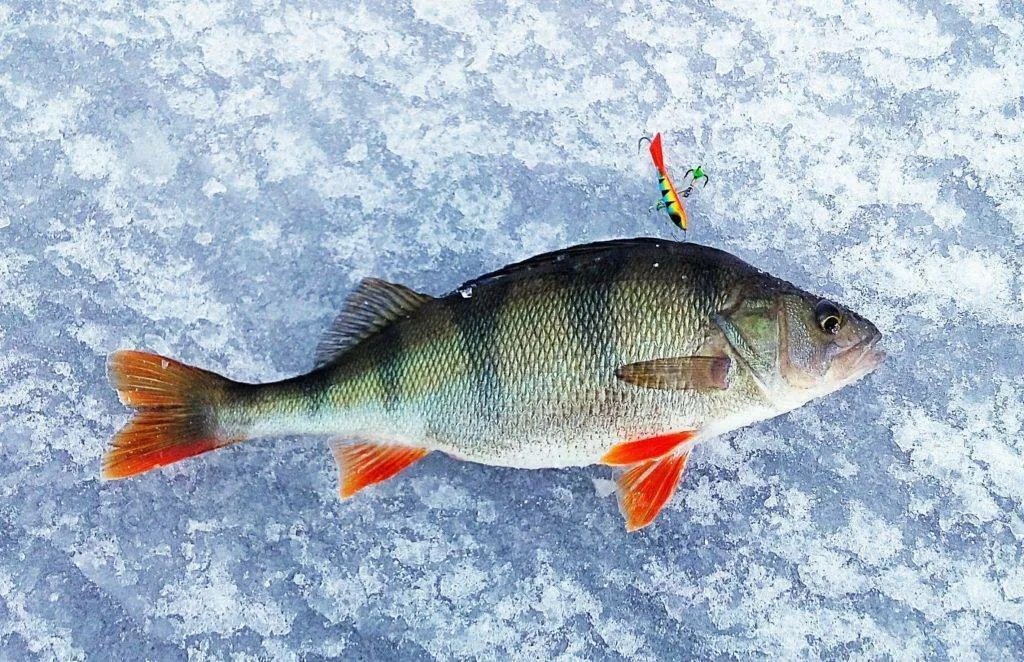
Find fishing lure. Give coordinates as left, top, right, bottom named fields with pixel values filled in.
left=639, top=133, right=708, bottom=232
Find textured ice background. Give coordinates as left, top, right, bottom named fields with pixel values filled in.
left=1, top=0, right=1023, bottom=658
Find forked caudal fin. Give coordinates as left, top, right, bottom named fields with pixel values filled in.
left=104, top=350, right=240, bottom=479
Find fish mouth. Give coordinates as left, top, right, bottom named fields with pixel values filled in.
left=834, top=331, right=886, bottom=384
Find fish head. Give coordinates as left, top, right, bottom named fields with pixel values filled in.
left=716, top=282, right=885, bottom=410
left=776, top=292, right=885, bottom=397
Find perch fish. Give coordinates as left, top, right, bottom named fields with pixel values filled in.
left=104, top=239, right=884, bottom=530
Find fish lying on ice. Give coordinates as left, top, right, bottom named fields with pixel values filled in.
left=103, top=238, right=885, bottom=530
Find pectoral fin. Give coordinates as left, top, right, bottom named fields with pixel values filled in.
left=616, top=356, right=730, bottom=391
left=330, top=440, right=430, bottom=498
left=616, top=451, right=690, bottom=532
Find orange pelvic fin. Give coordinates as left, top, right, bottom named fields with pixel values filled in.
left=648, top=132, right=666, bottom=172
left=104, top=350, right=237, bottom=479
left=616, top=451, right=690, bottom=532
left=601, top=430, right=697, bottom=466
left=331, top=441, right=430, bottom=498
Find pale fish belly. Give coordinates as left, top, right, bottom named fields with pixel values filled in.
left=274, top=357, right=775, bottom=469
left=411, top=366, right=775, bottom=469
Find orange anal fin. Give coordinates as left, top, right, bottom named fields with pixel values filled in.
left=331, top=441, right=429, bottom=498
left=601, top=430, right=696, bottom=466
left=617, top=451, right=690, bottom=532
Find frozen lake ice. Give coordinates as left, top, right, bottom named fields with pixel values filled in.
left=1, top=0, right=1022, bottom=658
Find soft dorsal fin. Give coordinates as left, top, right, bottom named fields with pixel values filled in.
left=315, top=278, right=433, bottom=366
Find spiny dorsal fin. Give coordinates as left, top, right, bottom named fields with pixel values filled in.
left=315, top=278, right=433, bottom=366
left=454, top=238, right=676, bottom=292
left=453, top=239, right=768, bottom=295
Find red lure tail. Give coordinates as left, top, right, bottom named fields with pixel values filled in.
left=648, top=132, right=666, bottom=172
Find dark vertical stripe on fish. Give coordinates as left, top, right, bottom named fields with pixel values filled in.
left=445, top=280, right=510, bottom=424
left=569, top=251, right=626, bottom=375
left=374, top=323, right=404, bottom=411
left=690, top=254, right=722, bottom=320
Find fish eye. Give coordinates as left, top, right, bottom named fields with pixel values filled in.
left=815, top=301, right=843, bottom=335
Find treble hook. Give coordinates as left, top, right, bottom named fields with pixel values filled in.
left=683, top=168, right=710, bottom=188
left=680, top=168, right=709, bottom=198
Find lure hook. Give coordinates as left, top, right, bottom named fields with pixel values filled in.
left=682, top=168, right=710, bottom=192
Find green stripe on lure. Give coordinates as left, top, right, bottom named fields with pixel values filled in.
left=641, top=133, right=709, bottom=232
left=103, top=239, right=885, bottom=531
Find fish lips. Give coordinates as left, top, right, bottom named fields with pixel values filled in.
left=830, top=331, right=886, bottom=385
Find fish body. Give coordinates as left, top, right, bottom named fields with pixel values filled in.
left=241, top=242, right=773, bottom=467
left=105, top=239, right=884, bottom=530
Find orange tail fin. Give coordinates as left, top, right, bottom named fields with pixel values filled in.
left=648, top=132, right=666, bottom=172
left=104, top=350, right=240, bottom=479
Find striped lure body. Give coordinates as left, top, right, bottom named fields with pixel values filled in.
left=647, top=133, right=688, bottom=231
left=105, top=239, right=885, bottom=530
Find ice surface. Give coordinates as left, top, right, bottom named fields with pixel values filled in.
left=1, top=0, right=1023, bottom=658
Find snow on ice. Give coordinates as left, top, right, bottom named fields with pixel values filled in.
left=0, top=0, right=1022, bottom=658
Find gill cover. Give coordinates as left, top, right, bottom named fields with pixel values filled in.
left=713, top=295, right=781, bottom=395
